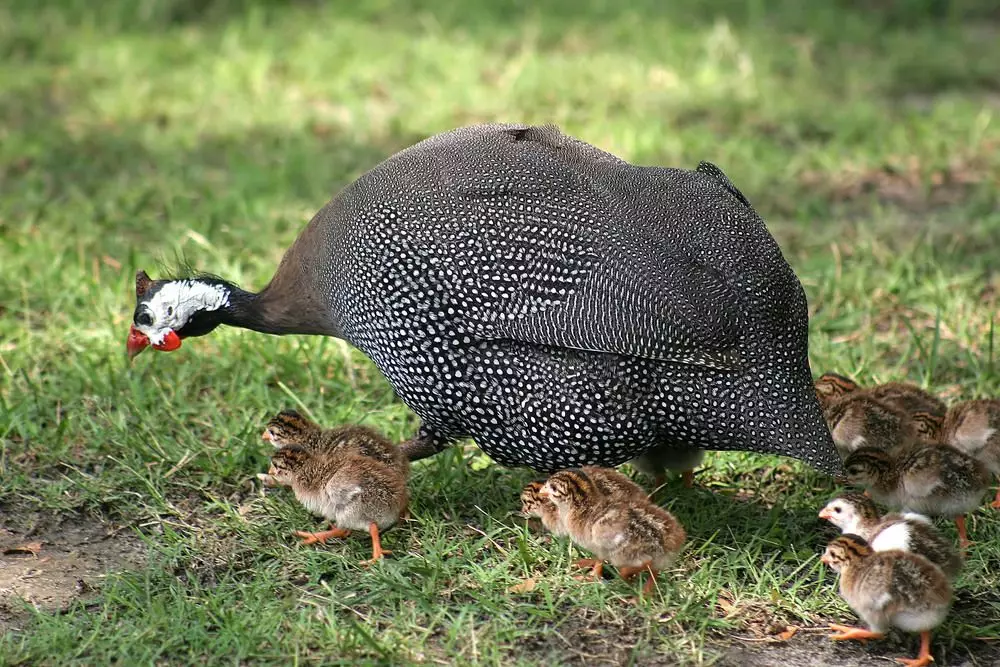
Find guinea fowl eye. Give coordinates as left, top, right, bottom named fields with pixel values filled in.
left=135, top=310, right=153, bottom=327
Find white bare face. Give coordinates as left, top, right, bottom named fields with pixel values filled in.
left=819, top=498, right=862, bottom=534
left=134, top=280, right=230, bottom=345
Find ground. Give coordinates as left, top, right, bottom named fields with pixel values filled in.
left=2, top=0, right=1000, bottom=664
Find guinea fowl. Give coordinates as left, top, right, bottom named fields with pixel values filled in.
left=126, top=123, right=839, bottom=474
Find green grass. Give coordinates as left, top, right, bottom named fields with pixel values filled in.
left=2, top=0, right=1000, bottom=664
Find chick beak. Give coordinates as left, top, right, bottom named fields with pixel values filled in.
left=127, top=325, right=150, bottom=361
left=262, top=430, right=273, bottom=442
left=818, top=509, right=833, bottom=520
left=833, top=476, right=849, bottom=485
left=820, top=554, right=832, bottom=566
left=537, top=489, right=550, bottom=499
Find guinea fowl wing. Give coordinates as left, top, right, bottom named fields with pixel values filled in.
left=428, top=125, right=746, bottom=370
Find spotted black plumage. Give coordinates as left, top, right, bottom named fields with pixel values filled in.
left=131, top=123, right=841, bottom=474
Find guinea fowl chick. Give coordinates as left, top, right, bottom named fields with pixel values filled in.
left=258, top=413, right=409, bottom=564
left=940, top=399, right=1000, bottom=509
left=815, top=372, right=860, bottom=410
left=819, top=493, right=962, bottom=580
left=824, top=393, right=918, bottom=461
left=539, top=469, right=686, bottom=595
left=821, top=534, right=951, bottom=667
left=262, top=409, right=409, bottom=474
left=520, top=481, right=565, bottom=536
left=629, top=446, right=705, bottom=489
left=864, top=383, right=947, bottom=443
left=842, top=445, right=989, bottom=549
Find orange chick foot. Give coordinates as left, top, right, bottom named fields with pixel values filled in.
left=828, top=625, right=885, bottom=643
left=572, top=560, right=604, bottom=581
left=295, top=526, right=351, bottom=545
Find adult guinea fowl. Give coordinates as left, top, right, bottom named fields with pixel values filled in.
left=127, top=123, right=840, bottom=474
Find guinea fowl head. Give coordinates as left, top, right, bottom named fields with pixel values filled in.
left=127, top=270, right=239, bottom=360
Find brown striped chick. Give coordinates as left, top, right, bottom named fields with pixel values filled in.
left=815, top=372, right=860, bottom=410
left=842, top=445, right=989, bottom=549
left=520, top=481, right=565, bottom=536
left=629, top=445, right=705, bottom=489
left=262, top=410, right=409, bottom=475
left=819, top=493, right=962, bottom=580
left=940, top=399, right=1000, bottom=509
left=821, top=534, right=951, bottom=667
left=539, top=469, right=686, bottom=595
left=258, top=413, right=408, bottom=565
left=824, top=393, right=919, bottom=461
left=864, top=383, right=947, bottom=443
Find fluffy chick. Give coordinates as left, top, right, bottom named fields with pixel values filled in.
left=819, top=493, right=962, bottom=579
left=841, top=445, right=989, bottom=549
left=539, top=469, right=686, bottom=595
left=259, top=413, right=408, bottom=564
left=821, top=534, right=951, bottom=667
left=824, top=393, right=919, bottom=460
left=940, top=399, right=1000, bottom=509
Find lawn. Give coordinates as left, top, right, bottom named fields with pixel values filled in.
left=2, top=0, right=1000, bottom=664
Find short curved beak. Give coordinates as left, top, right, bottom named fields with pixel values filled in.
left=818, top=509, right=833, bottom=520
left=537, top=489, right=550, bottom=499
left=262, top=430, right=273, bottom=442
left=127, top=325, right=150, bottom=361
left=834, top=476, right=849, bottom=485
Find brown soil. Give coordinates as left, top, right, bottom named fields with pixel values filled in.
left=0, top=511, right=146, bottom=630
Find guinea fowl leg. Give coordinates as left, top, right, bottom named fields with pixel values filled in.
left=955, top=515, right=972, bottom=550
left=990, top=487, right=1000, bottom=510
left=572, top=558, right=604, bottom=581
left=295, top=525, right=351, bottom=545
left=400, top=425, right=450, bottom=462
left=895, top=631, right=933, bottom=667
left=828, top=625, right=885, bottom=643
left=360, top=522, right=392, bottom=566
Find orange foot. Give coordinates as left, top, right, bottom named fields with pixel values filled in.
left=895, top=630, right=933, bottom=667
left=829, top=624, right=885, bottom=643
left=360, top=522, right=392, bottom=566
left=295, top=526, right=351, bottom=545
left=619, top=561, right=659, bottom=599
left=990, top=488, right=1000, bottom=510
left=572, top=558, right=604, bottom=581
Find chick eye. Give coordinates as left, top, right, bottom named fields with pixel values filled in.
left=834, top=507, right=842, bottom=513
left=166, top=305, right=174, bottom=317
left=135, top=310, right=153, bottom=327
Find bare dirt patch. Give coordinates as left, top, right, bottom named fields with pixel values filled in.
left=717, top=632, right=1000, bottom=667
left=0, top=510, right=147, bottom=630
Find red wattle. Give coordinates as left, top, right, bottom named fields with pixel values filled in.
left=153, top=329, right=182, bottom=352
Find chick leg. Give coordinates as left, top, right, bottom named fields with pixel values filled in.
left=895, top=630, right=933, bottom=667
left=619, top=561, right=658, bottom=597
left=360, top=522, right=392, bottom=566
left=990, top=487, right=1000, bottom=510
left=955, top=515, right=972, bottom=550
left=828, top=625, right=885, bottom=643
left=295, top=525, right=351, bottom=545
left=572, top=558, right=604, bottom=581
